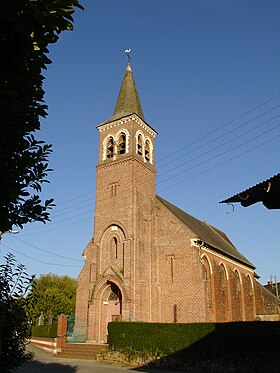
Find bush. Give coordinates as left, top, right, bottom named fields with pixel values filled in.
left=108, top=321, right=215, bottom=354
left=31, top=322, right=57, bottom=338
left=108, top=321, right=280, bottom=370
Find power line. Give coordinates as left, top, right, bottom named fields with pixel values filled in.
left=0, top=242, right=82, bottom=268
left=157, top=91, right=280, bottom=164
left=11, top=236, right=83, bottom=262
left=23, top=210, right=93, bottom=231
left=158, top=123, right=279, bottom=185
left=21, top=216, right=93, bottom=236
left=158, top=114, right=280, bottom=179
left=157, top=134, right=280, bottom=193
left=57, top=190, right=95, bottom=206
left=158, top=103, right=280, bottom=170
left=50, top=198, right=94, bottom=218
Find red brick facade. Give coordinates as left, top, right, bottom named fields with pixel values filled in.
left=75, top=65, right=279, bottom=343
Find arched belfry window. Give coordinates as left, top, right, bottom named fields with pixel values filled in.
left=145, top=139, right=150, bottom=162
left=118, top=133, right=126, bottom=155
left=137, top=134, right=143, bottom=155
left=106, top=137, right=114, bottom=159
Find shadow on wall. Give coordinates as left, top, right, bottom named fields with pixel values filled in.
left=132, top=322, right=280, bottom=373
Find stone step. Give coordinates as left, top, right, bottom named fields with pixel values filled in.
left=56, top=343, right=107, bottom=360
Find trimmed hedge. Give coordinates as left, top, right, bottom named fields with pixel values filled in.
left=108, top=321, right=215, bottom=353
left=31, top=322, right=58, bottom=338
left=108, top=321, right=280, bottom=358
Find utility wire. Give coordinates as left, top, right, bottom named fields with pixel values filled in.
left=51, top=199, right=94, bottom=218
left=158, top=114, right=280, bottom=178
left=0, top=242, right=82, bottom=267
left=57, top=190, right=94, bottom=206
left=158, top=134, right=280, bottom=193
left=158, top=123, right=279, bottom=185
left=11, top=236, right=83, bottom=262
left=158, top=103, right=280, bottom=170
left=23, top=210, right=93, bottom=232
left=21, top=216, right=93, bottom=237
left=157, top=91, right=280, bottom=164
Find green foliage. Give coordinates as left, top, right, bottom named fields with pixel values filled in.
left=0, top=0, right=83, bottom=233
left=108, top=321, right=280, bottom=370
left=108, top=321, right=215, bottom=354
left=0, top=253, right=35, bottom=372
left=31, top=322, right=58, bottom=338
left=29, top=273, right=77, bottom=324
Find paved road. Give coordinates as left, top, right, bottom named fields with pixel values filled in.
left=12, top=345, right=171, bottom=373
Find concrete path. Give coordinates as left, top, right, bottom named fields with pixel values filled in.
left=12, top=345, right=171, bottom=373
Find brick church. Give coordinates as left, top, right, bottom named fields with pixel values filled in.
left=75, top=62, right=279, bottom=343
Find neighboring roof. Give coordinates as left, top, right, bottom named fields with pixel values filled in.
left=264, top=282, right=280, bottom=299
left=104, top=63, right=145, bottom=124
left=220, top=173, right=280, bottom=210
left=156, top=195, right=255, bottom=269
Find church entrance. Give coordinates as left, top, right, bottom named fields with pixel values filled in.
left=106, top=282, right=122, bottom=324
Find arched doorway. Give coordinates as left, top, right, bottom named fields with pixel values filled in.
left=107, top=282, right=122, bottom=323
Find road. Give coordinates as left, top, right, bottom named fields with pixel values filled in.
left=12, top=345, right=171, bottom=373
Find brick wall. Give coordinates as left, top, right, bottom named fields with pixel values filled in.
left=75, top=113, right=279, bottom=343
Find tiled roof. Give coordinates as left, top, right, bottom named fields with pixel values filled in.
left=220, top=173, right=280, bottom=209
left=156, top=195, right=255, bottom=268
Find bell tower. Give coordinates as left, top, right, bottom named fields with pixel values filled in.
left=93, top=62, right=157, bottom=243
left=81, top=62, right=158, bottom=341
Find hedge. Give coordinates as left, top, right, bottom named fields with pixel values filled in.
left=31, top=322, right=58, bottom=338
left=108, top=321, right=280, bottom=358
left=108, top=321, right=215, bottom=353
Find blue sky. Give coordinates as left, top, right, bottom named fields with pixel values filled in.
left=1, top=0, right=279, bottom=285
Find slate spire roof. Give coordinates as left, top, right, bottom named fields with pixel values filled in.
left=105, top=63, right=145, bottom=124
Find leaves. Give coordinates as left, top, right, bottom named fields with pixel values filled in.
left=0, top=254, right=35, bottom=371
left=0, top=0, right=83, bottom=234
left=28, top=273, right=77, bottom=324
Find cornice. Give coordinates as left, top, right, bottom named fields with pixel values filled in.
left=96, top=156, right=156, bottom=174
left=191, top=239, right=255, bottom=273
left=97, top=114, right=157, bottom=138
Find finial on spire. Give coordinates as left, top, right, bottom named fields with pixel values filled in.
left=125, top=48, right=131, bottom=64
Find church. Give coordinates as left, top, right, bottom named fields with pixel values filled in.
left=75, top=62, right=279, bottom=343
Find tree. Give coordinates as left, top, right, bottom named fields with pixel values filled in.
left=29, top=273, right=77, bottom=324
left=0, top=0, right=83, bottom=234
left=0, top=254, right=35, bottom=372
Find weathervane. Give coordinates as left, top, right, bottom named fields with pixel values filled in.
left=125, top=48, right=131, bottom=64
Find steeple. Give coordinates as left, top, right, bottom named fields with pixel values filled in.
left=105, top=63, right=145, bottom=123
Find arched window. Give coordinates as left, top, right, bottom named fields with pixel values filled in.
left=246, top=275, right=253, bottom=297
left=106, top=137, right=114, bottom=158
left=219, top=264, right=227, bottom=291
left=145, top=139, right=150, bottom=162
left=118, top=133, right=126, bottom=155
left=137, top=134, right=143, bottom=155
left=111, top=237, right=118, bottom=259
left=234, top=270, right=241, bottom=295
left=202, top=257, right=212, bottom=313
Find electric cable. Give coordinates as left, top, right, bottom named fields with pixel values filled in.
left=157, top=134, right=280, bottom=193
left=158, top=114, right=280, bottom=178
left=157, top=91, right=280, bottom=164
left=0, top=242, right=82, bottom=267
left=158, top=103, right=280, bottom=170
left=158, top=123, right=279, bottom=185
left=11, top=236, right=83, bottom=262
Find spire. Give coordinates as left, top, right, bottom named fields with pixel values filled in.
left=107, top=63, right=145, bottom=123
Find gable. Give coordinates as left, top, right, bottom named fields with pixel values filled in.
left=156, top=195, right=255, bottom=269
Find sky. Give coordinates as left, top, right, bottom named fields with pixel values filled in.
left=1, top=0, right=279, bottom=285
